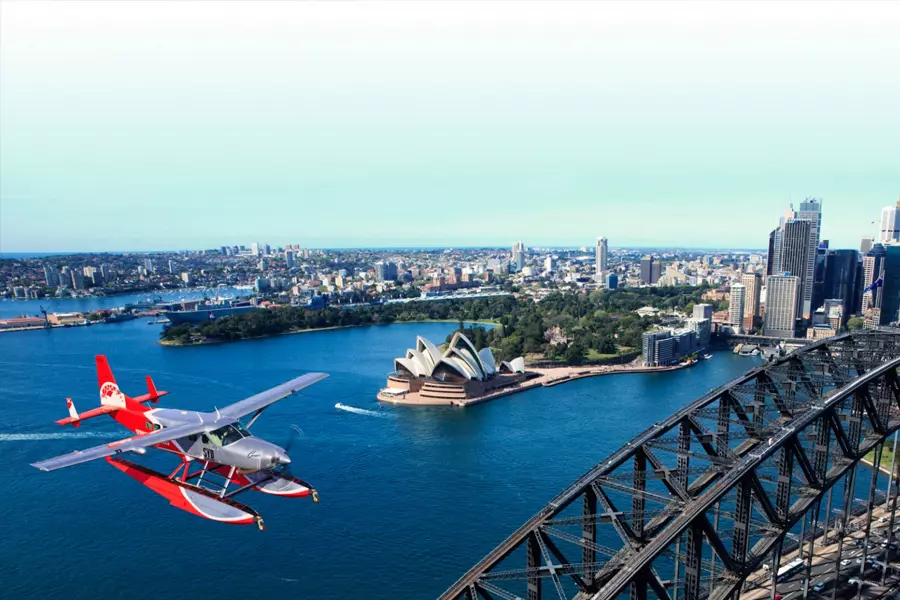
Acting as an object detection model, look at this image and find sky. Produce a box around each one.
[1,1,898,252]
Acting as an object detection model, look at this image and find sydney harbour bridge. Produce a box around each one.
[440,331,900,600]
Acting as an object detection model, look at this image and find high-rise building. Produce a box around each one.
[640,256,660,284]
[861,244,886,313]
[605,273,618,290]
[797,198,822,318]
[181,272,193,285]
[168,260,175,274]
[511,241,525,272]
[43,265,58,287]
[285,251,296,268]
[879,245,900,325]
[880,201,900,244]
[375,261,398,282]
[693,304,713,320]
[143,259,154,273]
[766,229,778,276]
[70,271,85,290]
[741,273,762,330]
[685,318,711,349]
[251,242,260,257]
[544,256,557,273]
[258,258,267,271]
[821,249,861,325]
[264,244,272,256]
[764,275,801,338]
[779,218,812,317]
[596,237,608,274]
[810,241,829,313]
[861,237,874,255]
[729,283,746,331]
[100,264,112,281]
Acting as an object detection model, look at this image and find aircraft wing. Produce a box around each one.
[218,372,328,421]
[31,421,205,472]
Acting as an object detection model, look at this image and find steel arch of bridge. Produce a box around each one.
[439,331,900,600]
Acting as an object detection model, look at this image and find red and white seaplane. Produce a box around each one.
[32,356,327,530]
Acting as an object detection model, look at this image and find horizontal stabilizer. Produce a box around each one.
[56,403,119,427]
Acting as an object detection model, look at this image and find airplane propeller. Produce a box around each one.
[276,424,319,503]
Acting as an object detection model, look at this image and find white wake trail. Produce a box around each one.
[334,403,391,418]
[0,432,119,442]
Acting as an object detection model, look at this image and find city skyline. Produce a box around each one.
[2,2,899,252]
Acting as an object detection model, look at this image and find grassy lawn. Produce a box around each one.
[865,436,900,472]
[586,349,619,361]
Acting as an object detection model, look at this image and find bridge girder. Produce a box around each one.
[439,332,900,600]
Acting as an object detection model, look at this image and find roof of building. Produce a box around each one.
[394,333,524,381]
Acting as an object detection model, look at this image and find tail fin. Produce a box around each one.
[66,398,80,427]
[96,355,127,407]
[146,376,159,402]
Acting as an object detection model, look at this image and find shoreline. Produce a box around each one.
[157,319,499,347]
[377,360,699,407]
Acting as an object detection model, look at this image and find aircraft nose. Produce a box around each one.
[271,448,291,467]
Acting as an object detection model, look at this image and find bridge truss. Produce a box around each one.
[439,332,900,600]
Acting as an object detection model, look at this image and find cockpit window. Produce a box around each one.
[206,422,250,447]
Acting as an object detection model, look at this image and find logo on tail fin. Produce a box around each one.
[100,381,127,407]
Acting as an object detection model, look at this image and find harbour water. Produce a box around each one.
[0,319,755,599]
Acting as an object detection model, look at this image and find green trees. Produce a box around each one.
[847,316,865,330]
[160,285,709,362]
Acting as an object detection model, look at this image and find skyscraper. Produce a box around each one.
[729,283,746,331]
[821,249,861,325]
[861,237,874,255]
[861,244,886,313]
[375,261,398,282]
[693,304,713,320]
[285,250,296,268]
[596,237,608,274]
[766,229,778,276]
[880,201,900,244]
[779,218,812,316]
[43,265,58,287]
[511,241,525,272]
[879,245,900,325]
[764,275,800,338]
[767,200,821,320]
[796,198,822,318]
[741,272,762,330]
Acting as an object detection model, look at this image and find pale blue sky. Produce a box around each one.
[1,1,898,252]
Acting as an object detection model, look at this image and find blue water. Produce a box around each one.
[0,288,247,319]
[0,320,755,599]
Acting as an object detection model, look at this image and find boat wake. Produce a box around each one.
[0,431,119,442]
[334,403,391,418]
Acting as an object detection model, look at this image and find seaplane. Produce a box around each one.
[31,355,327,530]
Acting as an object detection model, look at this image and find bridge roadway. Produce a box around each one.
[591,356,900,600]
[741,502,900,600]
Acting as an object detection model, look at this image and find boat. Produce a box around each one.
[703,353,713,360]
[164,296,258,324]
[104,311,137,324]
[123,296,162,311]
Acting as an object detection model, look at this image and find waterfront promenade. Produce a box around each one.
[378,359,692,406]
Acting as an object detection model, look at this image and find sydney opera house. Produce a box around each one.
[378,332,527,406]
